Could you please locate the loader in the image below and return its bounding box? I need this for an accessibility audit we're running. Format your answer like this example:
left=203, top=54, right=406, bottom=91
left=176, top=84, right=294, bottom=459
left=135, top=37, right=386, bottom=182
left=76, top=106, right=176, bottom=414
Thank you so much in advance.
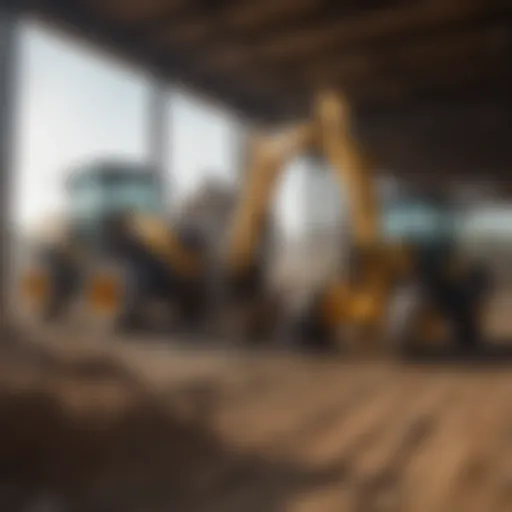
left=19, top=159, right=209, bottom=332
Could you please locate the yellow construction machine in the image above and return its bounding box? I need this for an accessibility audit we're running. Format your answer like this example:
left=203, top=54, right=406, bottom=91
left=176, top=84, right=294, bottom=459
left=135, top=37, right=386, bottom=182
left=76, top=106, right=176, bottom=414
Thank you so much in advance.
left=20, top=96, right=491, bottom=350
left=220, top=91, right=384, bottom=344
left=20, top=160, right=209, bottom=331
left=222, top=91, right=491, bottom=352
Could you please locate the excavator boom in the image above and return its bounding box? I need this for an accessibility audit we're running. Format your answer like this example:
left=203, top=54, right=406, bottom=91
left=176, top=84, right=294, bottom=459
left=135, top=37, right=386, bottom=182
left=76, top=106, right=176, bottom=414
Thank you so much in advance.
left=226, top=124, right=313, bottom=275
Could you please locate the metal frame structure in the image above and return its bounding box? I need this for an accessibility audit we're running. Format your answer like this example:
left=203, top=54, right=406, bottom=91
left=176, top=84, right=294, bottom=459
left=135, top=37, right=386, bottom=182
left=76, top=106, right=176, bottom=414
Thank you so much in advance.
left=0, top=1, right=21, bottom=335
left=147, top=77, right=170, bottom=204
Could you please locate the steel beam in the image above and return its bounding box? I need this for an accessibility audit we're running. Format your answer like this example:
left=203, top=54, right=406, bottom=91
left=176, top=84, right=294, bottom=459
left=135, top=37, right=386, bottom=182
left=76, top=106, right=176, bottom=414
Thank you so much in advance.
left=0, top=1, right=21, bottom=335
left=147, top=78, right=169, bottom=205
left=232, top=116, right=250, bottom=190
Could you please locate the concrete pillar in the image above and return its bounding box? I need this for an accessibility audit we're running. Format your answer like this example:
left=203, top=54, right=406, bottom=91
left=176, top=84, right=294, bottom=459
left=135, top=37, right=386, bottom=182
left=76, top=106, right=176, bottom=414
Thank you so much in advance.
left=147, top=78, right=169, bottom=206
left=231, top=116, right=251, bottom=191
left=0, top=2, right=21, bottom=334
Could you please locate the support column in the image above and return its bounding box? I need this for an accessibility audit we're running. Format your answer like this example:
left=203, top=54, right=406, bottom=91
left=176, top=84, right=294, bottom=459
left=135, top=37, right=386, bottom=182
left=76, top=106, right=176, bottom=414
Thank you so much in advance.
left=147, top=78, right=169, bottom=206
left=232, top=116, right=253, bottom=191
left=0, top=2, right=21, bottom=336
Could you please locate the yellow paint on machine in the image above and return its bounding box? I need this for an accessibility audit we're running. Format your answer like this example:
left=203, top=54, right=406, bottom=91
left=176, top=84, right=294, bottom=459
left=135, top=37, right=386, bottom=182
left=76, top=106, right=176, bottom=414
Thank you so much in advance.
left=20, top=269, right=50, bottom=303
left=87, top=274, right=122, bottom=314
left=128, top=213, right=203, bottom=278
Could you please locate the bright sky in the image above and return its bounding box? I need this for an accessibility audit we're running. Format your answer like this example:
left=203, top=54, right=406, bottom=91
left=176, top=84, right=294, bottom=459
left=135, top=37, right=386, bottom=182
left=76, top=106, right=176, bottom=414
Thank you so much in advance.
left=13, top=20, right=307, bottom=235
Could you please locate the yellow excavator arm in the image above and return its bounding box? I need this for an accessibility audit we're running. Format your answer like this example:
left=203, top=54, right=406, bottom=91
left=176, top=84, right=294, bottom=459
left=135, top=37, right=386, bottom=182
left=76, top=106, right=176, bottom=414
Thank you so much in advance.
left=316, top=92, right=379, bottom=249
left=223, top=90, right=390, bottom=343
left=315, top=92, right=390, bottom=334
left=226, top=124, right=313, bottom=276
left=226, top=92, right=381, bottom=280
left=128, top=213, right=203, bottom=279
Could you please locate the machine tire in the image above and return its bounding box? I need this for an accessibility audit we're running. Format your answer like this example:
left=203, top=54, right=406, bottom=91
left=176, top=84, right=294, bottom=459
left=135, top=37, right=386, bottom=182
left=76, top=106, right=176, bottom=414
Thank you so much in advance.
left=86, top=257, right=147, bottom=335
left=450, top=284, right=484, bottom=353
left=282, top=296, right=333, bottom=352
left=455, top=262, right=491, bottom=352
left=24, top=248, right=78, bottom=324
left=386, top=282, right=427, bottom=356
left=452, top=312, right=480, bottom=352
left=115, top=257, right=148, bottom=332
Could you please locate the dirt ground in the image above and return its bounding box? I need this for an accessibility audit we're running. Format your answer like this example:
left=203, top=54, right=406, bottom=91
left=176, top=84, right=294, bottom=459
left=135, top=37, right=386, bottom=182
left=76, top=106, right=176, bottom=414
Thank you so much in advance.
left=2, top=315, right=512, bottom=512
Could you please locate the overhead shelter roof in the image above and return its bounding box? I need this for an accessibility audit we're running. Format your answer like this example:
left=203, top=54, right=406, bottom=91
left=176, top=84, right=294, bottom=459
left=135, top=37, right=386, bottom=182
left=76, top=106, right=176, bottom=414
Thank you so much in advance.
left=30, top=0, right=512, bottom=122
left=27, top=0, right=512, bottom=183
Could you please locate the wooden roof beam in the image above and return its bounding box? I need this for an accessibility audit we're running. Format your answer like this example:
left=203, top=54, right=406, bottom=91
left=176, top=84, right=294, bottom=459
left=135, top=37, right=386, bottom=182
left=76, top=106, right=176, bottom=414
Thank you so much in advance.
left=194, top=18, right=511, bottom=112
left=294, top=20, right=512, bottom=88
left=184, top=0, right=510, bottom=90
left=346, top=58, right=512, bottom=108
left=147, top=0, right=411, bottom=52
left=85, top=0, right=188, bottom=24
left=146, top=0, right=321, bottom=47
left=357, top=117, right=512, bottom=179
left=206, top=0, right=510, bottom=65
left=259, top=0, right=510, bottom=59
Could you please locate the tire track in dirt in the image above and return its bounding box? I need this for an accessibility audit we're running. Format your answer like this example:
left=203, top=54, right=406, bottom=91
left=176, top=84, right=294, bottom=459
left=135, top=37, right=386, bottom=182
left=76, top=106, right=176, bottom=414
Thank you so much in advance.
left=219, top=366, right=396, bottom=452
left=10, top=327, right=512, bottom=511
left=446, top=376, right=512, bottom=512
left=350, top=375, right=462, bottom=511
left=400, top=376, right=497, bottom=512
left=292, top=371, right=419, bottom=465
left=276, top=372, right=421, bottom=511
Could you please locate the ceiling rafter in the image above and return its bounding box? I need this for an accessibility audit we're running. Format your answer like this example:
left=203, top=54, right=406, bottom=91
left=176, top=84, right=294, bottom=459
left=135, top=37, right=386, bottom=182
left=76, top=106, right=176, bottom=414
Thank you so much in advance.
left=137, top=0, right=323, bottom=47
left=28, top=0, right=512, bottom=126
left=295, top=18, right=512, bottom=86
left=178, top=0, right=511, bottom=103
left=84, top=0, right=189, bottom=24
left=252, top=0, right=510, bottom=60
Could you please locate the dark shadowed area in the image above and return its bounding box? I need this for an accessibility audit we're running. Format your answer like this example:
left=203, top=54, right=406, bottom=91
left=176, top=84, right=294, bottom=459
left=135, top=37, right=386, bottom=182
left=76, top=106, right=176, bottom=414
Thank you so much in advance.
left=2, top=332, right=512, bottom=511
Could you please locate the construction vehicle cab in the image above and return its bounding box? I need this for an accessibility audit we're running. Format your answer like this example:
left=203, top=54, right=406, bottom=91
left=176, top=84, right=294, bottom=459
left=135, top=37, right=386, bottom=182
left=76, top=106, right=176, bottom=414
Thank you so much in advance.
left=67, top=160, right=164, bottom=247
left=383, top=189, right=492, bottom=352
left=384, top=192, right=456, bottom=248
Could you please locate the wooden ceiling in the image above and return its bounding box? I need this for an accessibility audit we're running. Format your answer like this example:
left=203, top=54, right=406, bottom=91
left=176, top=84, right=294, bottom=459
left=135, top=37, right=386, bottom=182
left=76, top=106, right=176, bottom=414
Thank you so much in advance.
left=31, top=0, right=512, bottom=123
left=28, top=0, right=512, bottom=181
